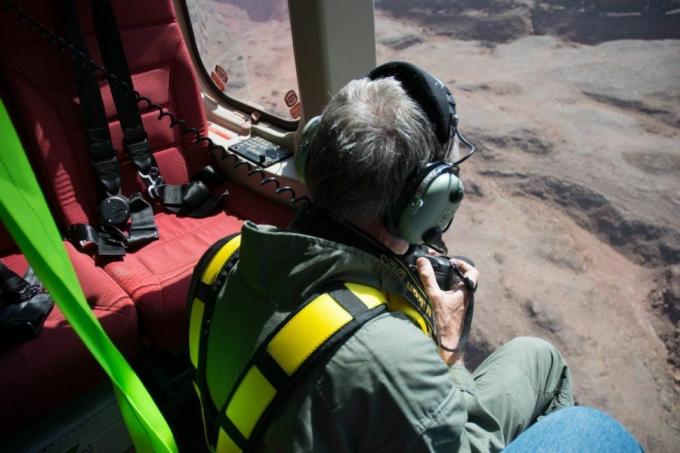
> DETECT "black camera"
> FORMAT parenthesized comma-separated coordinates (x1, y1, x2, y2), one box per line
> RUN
(403, 245, 475, 291)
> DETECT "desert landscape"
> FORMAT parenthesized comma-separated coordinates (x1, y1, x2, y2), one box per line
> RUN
(187, 0, 679, 450)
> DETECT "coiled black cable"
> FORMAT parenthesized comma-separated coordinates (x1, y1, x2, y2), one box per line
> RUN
(0, 0, 311, 206)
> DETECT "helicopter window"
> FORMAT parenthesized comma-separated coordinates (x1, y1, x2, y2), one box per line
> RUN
(184, 0, 300, 125)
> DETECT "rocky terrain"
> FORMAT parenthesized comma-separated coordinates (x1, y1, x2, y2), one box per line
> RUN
(188, 0, 679, 450)
(377, 0, 680, 44)
(374, 3, 679, 449)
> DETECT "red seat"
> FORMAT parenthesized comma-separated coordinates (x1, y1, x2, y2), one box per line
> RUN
(0, 0, 294, 349)
(0, 235, 139, 435)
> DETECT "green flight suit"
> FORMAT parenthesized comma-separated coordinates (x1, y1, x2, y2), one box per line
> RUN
(204, 221, 574, 452)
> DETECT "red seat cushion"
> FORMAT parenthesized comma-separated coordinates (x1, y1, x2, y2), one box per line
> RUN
(0, 242, 139, 435)
(0, 0, 295, 349)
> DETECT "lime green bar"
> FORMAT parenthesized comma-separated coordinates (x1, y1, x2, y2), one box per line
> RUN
(0, 99, 178, 452)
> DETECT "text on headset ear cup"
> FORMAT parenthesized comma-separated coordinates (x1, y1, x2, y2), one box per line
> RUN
(295, 115, 322, 184)
(389, 163, 464, 245)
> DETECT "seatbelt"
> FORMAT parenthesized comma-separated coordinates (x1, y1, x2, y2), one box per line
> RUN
(91, 0, 228, 217)
(66, 192, 159, 256)
(186, 235, 388, 452)
(63, 0, 158, 257)
(90, 0, 160, 191)
(0, 262, 40, 304)
(0, 262, 54, 341)
(0, 98, 178, 452)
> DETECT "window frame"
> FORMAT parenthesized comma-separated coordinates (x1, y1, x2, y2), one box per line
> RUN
(178, 0, 300, 131)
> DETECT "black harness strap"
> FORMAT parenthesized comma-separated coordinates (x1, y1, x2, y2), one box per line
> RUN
(92, 0, 227, 217)
(63, 0, 120, 198)
(126, 193, 159, 247)
(0, 262, 40, 304)
(68, 192, 157, 256)
(160, 165, 228, 218)
(63, 0, 159, 258)
(0, 263, 54, 341)
(91, 0, 156, 179)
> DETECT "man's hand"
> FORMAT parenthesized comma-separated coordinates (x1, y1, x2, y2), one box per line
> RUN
(416, 257, 479, 366)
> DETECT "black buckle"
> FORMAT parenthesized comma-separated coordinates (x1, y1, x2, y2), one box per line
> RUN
(98, 193, 131, 226)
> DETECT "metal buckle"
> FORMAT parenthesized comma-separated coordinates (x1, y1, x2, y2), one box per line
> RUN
(138, 167, 164, 199)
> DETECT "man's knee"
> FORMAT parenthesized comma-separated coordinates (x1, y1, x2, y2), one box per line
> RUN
(502, 336, 565, 366)
(501, 337, 571, 389)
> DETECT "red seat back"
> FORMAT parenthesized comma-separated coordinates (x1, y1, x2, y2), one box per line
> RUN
(0, 0, 211, 228)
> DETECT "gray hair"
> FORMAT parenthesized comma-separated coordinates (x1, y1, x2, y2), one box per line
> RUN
(306, 77, 451, 223)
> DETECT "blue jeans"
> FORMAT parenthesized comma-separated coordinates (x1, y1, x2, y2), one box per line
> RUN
(503, 407, 642, 452)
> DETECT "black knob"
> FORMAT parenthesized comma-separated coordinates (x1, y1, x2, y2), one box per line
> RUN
(450, 188, 464, 203)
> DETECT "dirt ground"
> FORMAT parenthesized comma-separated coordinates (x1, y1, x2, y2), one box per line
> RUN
(189, 0, 680, 450)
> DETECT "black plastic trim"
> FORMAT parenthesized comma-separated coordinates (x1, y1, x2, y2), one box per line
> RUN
(177, 0, 300, 132)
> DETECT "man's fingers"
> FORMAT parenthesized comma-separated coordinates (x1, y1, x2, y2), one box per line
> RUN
(416, 257, 441, 295)
(450, 258, 480, 287)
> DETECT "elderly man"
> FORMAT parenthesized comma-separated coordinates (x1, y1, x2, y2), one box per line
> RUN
(190, 62, 574, 452)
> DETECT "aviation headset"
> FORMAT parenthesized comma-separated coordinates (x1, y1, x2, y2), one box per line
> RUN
(295, 61, 466, 245)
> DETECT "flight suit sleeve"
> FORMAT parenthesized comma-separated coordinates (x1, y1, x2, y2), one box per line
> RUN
(314, 313, 505, 453)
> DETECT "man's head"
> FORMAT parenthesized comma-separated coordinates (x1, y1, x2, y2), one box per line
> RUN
(298, 62, 467, 250)
(305, 76, 450, 224)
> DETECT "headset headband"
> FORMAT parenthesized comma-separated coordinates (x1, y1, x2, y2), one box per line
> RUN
(368, 61, 457, 145)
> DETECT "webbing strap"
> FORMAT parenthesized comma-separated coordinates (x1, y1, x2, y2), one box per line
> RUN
(214, 283, 388, 452)
(0, 99, 177, 452)
(187, 233, 243, 449)
(91, 0, 156, 176)
(161, 166, 228, 219)
(0, 262, 39, 303)
(63, 0, 120, 197)
(62, 0, 160, 257)
(188, 234, 242, 367)
(0, 263, 53, 341)
(67, 193, 158, 257)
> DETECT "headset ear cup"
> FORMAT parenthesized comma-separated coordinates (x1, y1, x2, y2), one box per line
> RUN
(393, 164, 464, 244)
(295, 115, 322, 184)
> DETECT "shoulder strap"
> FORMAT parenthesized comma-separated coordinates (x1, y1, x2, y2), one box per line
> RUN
(63, 0, 159, 257)
(91, 0, 227, 217)
(91, 0, 158, 182)
(213, 282, 387, 453)
(63, 0, 121, 199)
(187, 233, 243, 448)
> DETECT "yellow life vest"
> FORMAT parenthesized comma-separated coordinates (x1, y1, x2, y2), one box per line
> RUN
(187, 233, 430, 452)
